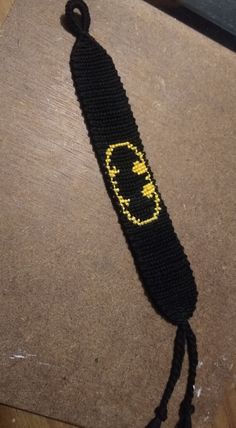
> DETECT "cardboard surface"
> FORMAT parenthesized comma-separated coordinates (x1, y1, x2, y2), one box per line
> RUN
(0, 1, 235, 427)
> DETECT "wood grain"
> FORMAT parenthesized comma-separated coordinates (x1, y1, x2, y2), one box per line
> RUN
(0, 385, 236, 428)
(0, 0, 14, 26)
(0, 404, 78, 428)
(213, 385, 236, 428)
(0, 1, 235, 428)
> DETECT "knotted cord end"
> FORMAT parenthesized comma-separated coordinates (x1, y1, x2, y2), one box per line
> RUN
(145, 322, 197, 428)
(146, 406, 167, 428)
(175, 402, 195, 428)
(145, 416, 163, 428)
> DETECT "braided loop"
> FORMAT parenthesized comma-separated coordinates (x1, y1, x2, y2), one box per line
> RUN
(65, 0, 90, 37)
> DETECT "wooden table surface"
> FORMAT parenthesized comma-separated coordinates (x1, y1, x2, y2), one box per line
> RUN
(0, 381, 235, 428)
(0, 1, 235, 428)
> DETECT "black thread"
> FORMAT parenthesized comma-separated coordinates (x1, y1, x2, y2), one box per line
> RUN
(175, 323, 198, 428)
(64, 1, 199, 426)
(65, 0, 90, 37)
(146, 322, 198, 428)
(146, 325, 186, 427)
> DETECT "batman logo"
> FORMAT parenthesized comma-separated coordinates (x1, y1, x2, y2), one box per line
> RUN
(105, 142, 161, 226)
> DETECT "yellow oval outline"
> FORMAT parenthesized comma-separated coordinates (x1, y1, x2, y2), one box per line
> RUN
(105, 142, 161, 226)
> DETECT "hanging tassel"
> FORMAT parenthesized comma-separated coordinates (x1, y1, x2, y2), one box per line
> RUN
(146, 322, 198, 428)
(175, 323, 198, 428)
(175, 403, 194, 428)
(146, 325, 186, 427)
(146, 414, 163, 428)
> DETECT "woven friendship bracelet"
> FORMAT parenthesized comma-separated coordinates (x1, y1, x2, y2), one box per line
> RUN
(64, 1, 198, 427)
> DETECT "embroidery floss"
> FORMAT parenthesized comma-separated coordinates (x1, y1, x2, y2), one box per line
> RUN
(64, 1, 198, 426)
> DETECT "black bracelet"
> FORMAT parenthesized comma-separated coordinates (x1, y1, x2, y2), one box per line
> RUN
(64, 2, 198, 427)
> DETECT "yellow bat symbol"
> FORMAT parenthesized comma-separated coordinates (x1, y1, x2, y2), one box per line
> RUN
(105, 142, 161, 226)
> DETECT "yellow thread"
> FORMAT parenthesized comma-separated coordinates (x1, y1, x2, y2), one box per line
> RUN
(105, 142, 161, 226)
(142, 182, 155, 198)
(109, 166, 120, 178)
(119, 196, 130, 207)
(132, 160, 147, 175)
